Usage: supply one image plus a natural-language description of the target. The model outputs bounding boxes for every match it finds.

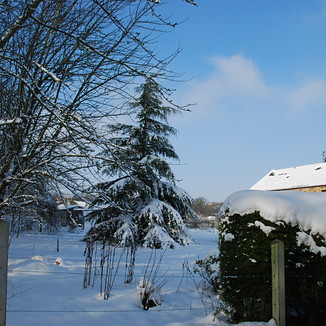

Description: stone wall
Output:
[278,185,326,192]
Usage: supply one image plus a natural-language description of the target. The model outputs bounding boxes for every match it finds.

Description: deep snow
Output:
[6,228,276,326]
[220,190,326,257]
[221,190,326,236]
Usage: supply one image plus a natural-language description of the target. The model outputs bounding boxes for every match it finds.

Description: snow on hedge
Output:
[221,190,326,236]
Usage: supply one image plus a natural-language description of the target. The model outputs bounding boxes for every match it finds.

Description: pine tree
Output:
[85,78,197,249]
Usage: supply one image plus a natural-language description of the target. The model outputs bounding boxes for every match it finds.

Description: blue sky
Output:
[155,0,326,202]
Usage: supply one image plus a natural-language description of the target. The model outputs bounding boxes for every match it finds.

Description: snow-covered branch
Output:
[0,118,22,126]
[0,0,44,49]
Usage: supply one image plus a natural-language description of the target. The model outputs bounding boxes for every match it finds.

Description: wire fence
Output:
[7,265,275,279]
[7,307,207,314]
[6,262,276,316]
[5,231,309,321]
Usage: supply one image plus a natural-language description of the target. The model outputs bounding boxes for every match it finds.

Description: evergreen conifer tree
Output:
[85,78,197,249]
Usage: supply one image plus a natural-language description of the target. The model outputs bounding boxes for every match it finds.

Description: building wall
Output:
[277,185,326,193]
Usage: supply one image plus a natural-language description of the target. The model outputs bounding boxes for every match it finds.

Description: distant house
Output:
[251,162,326,193]
[58,201,90,228]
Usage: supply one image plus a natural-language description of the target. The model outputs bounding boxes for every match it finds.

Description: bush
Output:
[196,210,326,325]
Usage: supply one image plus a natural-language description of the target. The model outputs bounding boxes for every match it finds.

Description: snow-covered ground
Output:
[7,228,276,326]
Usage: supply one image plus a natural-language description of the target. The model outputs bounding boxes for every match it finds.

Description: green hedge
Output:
[196,210,326,325]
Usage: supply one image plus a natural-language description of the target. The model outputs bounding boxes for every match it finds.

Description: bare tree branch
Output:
[0,0,44,49]
[0,0,195,230]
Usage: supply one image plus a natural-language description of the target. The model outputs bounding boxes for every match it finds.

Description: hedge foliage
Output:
[195,210,326,325]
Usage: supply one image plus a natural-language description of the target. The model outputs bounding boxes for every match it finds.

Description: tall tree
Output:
[85,78,197,249]
[0,0,196,227]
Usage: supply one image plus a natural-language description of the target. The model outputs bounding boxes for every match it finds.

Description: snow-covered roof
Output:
[58,204,86,210]
[58,201,89,210]
[251,162,326,191]
[74,201,89,208]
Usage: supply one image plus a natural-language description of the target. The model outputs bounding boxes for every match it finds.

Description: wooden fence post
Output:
[271,240,286,326]
[0,220,9,326]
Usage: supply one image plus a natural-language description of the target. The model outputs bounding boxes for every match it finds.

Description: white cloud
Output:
[286,79,326,112]
[179,54,326,118]
[180,54,273,118]
[210,55,271,97]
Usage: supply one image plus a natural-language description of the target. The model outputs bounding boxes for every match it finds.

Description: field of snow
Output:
[7,228,276,326]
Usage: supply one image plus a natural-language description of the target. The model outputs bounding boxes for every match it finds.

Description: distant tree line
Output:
[192,197,222,218]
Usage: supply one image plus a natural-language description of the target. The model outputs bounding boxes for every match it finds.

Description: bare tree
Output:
[192,197,222,217]
[0,0,195,225]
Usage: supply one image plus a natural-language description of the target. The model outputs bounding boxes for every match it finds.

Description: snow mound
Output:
[10,258,48,272]
[31,255,46,262]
